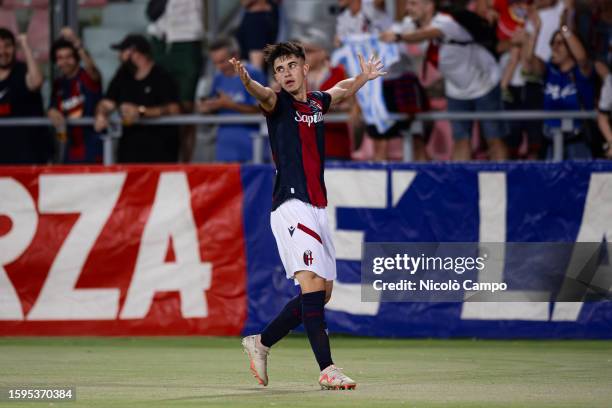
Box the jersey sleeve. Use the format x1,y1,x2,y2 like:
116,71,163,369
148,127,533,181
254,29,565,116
260,91,282,117
313,91,332,114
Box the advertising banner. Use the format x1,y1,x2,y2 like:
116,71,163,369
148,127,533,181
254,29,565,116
2,162,612,338
0,165,247,335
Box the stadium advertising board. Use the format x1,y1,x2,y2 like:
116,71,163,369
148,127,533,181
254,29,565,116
1,162,611,338
0,165,247,335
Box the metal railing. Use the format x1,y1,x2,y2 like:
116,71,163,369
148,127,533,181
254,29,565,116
0,110,598,164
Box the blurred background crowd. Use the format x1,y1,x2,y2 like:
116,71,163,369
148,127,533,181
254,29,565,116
1,0,612,164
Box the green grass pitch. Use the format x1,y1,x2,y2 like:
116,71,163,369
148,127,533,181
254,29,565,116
0,336,611,407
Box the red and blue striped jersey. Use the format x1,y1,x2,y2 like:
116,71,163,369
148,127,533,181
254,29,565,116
263,89,332,211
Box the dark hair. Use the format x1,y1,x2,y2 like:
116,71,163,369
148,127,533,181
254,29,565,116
263,41,305,67
0,27,16,45
549,29,564,47
208,37,240,56
51,38,80,64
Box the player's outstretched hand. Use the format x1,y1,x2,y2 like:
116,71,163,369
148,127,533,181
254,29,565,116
229,57,251,87
359,54,387,81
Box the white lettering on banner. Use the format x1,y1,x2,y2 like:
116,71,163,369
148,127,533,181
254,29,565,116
120,172,212,319
294,111,323,127
552,173,612,321
0,178,38,320
28,174,126,320
323,169,416,316
461,172,550,321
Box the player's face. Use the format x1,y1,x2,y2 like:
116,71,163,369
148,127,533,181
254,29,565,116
273,55,309,94
0,38,16,69
210,48,234,76
55,47,79,77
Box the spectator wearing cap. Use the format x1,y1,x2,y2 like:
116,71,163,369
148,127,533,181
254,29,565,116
297,28,352,160
94,34,181,163
0,28,50,164
197,37,266,162
48,27,103,163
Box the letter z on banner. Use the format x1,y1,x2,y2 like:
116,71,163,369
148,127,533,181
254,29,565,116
0,165,247,335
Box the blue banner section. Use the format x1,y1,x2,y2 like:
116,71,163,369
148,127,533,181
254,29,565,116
241,162,612,339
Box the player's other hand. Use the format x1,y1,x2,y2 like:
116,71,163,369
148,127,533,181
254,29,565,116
229,57,251,86
359,54,387,81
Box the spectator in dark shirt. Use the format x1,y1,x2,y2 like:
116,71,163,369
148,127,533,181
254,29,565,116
0,28,50,164
235,0,279,70
94,34,181,163
48,27,103,163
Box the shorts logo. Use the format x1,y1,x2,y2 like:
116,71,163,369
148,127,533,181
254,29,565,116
288,225,295,236
303,250,314,266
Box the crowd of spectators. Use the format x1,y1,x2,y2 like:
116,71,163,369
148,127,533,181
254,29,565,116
1,0,612,165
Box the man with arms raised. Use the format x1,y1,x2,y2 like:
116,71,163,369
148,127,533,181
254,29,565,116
234,42,385,390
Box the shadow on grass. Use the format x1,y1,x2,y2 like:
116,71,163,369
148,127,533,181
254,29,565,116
158,387,322,402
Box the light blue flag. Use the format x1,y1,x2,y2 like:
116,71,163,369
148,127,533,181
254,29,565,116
331,34,400,134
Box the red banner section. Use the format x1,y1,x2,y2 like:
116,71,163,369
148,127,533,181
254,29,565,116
0,165,247,335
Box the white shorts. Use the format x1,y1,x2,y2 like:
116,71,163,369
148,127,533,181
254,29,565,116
270,199,337,283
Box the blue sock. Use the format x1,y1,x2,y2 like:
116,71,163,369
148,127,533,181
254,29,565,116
260,295,302,348
301,290,333,371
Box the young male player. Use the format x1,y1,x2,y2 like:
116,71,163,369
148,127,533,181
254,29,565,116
232,42,385,390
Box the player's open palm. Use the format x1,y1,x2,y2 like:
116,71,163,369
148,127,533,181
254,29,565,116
229,58,251,86
359,54,387,81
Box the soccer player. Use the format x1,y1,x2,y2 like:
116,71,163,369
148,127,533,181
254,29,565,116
233,42,386,390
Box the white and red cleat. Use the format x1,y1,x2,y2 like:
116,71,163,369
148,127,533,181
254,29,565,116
318,365,357,390
241,334,269,386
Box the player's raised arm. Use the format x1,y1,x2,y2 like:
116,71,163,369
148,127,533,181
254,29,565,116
325,54,387,106
229,57,277,112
